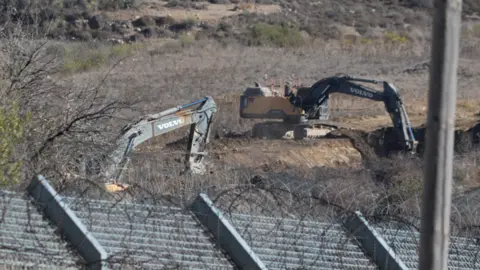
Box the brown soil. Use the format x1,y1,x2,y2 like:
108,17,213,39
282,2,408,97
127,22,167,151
152,130,362,173
210,136,362,171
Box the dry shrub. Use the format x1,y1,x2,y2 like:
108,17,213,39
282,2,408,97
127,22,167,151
249,22,304,47
60,42,144,73
0,24,142,193
165,0,208,10
376,154,424,216
453,147,480,188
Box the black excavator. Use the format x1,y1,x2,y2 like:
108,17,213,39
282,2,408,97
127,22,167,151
239,74,418,153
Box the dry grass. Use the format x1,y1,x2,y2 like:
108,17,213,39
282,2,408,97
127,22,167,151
5,23,480,229
4,4,480,268
56,34,480,133
48,35,479,143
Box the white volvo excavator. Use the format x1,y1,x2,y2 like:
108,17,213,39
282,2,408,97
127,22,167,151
82,96,217,192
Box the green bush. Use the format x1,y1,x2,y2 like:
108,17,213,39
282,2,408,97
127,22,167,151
383,31,409,44
179,33,195,47
63,47,108,72
97,0,137,10
360,37,373,45
250,23,304,47
0,102,30,186
471,24,480,38
110,43,143,57
62,42,142,73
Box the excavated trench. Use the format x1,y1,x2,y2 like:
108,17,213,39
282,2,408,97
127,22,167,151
217,122,480,217
324,121,480,169
158,120,480,175
368,122,480,156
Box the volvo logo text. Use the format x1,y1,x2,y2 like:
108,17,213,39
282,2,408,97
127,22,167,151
350,87,374,98
158,119,183,130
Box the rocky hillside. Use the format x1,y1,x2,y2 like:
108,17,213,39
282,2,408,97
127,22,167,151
1,0,479,45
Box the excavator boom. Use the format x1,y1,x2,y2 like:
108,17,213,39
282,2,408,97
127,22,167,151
86,96,217,191
289,74,417,152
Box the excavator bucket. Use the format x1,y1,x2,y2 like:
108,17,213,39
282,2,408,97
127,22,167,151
104,182,130,193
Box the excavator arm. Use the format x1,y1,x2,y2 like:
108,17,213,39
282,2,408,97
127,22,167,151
98,96,217,187
288,74,417,153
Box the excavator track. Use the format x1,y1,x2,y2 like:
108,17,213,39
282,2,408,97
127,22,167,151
251,120,354,140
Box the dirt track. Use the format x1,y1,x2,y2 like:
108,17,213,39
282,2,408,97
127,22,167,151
156,130,362,172
209,135,362,171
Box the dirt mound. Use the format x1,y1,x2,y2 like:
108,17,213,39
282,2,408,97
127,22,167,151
163,130,362,173
212,137,362,170
146,119,480,181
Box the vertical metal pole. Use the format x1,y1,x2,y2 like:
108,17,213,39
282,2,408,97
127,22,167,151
419,1,462,270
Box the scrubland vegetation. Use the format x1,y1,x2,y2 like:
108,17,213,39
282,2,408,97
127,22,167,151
0,0,480,239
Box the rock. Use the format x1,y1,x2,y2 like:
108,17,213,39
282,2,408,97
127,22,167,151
299,30,312,43
250,175,265,185
363,26,384,40
168,21,196,33
68,29,92,41
141,27,155,38
156,28,175,38
73,19,88,29
337,25,361,43
64,13,78,24
208,0,230,3
250,175,272,189
154,16,176,27
91,30,111,40
111,23,121,33
107,38,125,45
111,23,129,35
88,15,104,30
132,16,155,28
125,33,144,43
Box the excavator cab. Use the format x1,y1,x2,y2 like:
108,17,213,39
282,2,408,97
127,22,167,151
240,83,332,139
240,84,330,124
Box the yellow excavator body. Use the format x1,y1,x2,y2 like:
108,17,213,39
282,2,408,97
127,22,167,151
240,94,304,123
239,85,335,139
